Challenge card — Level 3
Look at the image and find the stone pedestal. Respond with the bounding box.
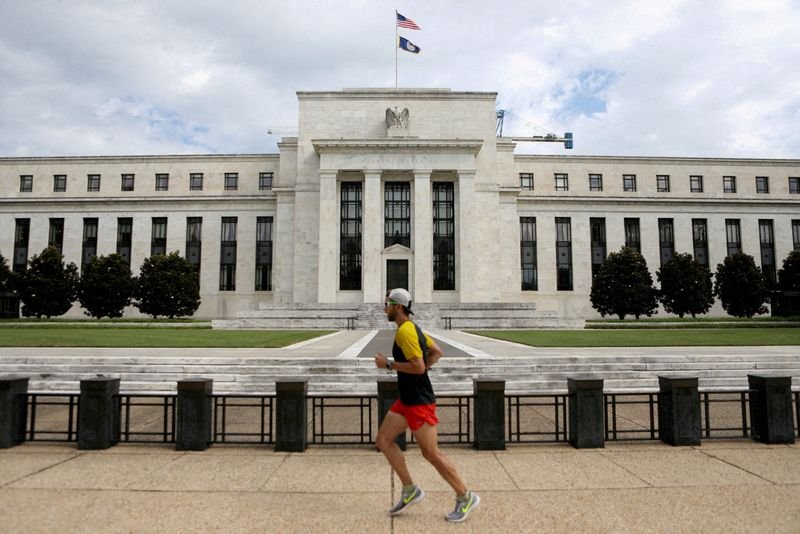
[568,377,605,449]
[0,377,29,448]
[658,376,701,446]
[377,379,406,450]
[748,375,795,444]
[78,378,120,450]
[176,378,213,451]
[473,379,505,450]
[276,381,308,452]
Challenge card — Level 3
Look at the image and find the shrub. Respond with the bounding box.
[78,254,136,318]
[13,246,79,318]
[590,247,658,320]
[135,252,200,318]
[657,252,714,318]
[714,252,768,318]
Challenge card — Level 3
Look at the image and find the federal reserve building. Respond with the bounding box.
[1,88,799,325]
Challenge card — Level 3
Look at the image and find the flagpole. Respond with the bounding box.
[395,10,398,91]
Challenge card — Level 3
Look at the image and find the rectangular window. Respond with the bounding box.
[53,174,67,192]
[87,174,101,192]
[657,175,670,193]
[224,172,238,191]
[384,182,411,248]
[220,217,238,291]
[121,174,135,191]
[259,172,274,191]
[756,176,769,194]
[793,220,800,251]
[433,182,456,291]
[623,174,637,192]
[340,182,363,291]
[723,176,737,193]
[692,219,709,267]
[790,177,800,194]
[151,217,167,256]
[658,218,675,267]
[759,219,776,288]
[155,173,169,192]
[588,174,603,192]
[690,175,703,193]
[554,173,569,191]
[48,218,65,254]
[13,219,30,272]
[19,175,33,193]
[519,173,534,190]
[186,217,202,272]
[624,218,641,253]
[520,217,537,290]
[725,219,742,257]
[116,217,133,265]
[556,217,573,290]
[590,217,606,277]
[82,218,98,272]
[255,216,273,291]
[190,173,204,191]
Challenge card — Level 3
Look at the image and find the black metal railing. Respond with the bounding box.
[213,395,274,444]
[27,393,79,442]
[700,391,749,439]
[605,393,658,441]
[507,394,568,443]
[118,394,176,444]
[310,395,373,445]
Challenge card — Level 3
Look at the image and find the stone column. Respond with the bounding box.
[272,189,296,303]
[0,377,29,448]
[473,379,505,450]
[78,378,120,450]
[567,377,605,449]
[377,379,405,450]
[363,171,383,303]
[658,376,701,446]
[413,171,432,302]
[176,378,213,451]
[275,381,308,452]
[748,375,795,444]
[317,171,338,303]
[457,171,476,301]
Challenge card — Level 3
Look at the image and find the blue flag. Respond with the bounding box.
[398,36,421,54]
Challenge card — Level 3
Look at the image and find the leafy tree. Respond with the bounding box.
[0,252,11,291]
[135,252,200,318]
[78,254,136,318]
[590,247,659,320]
[777,250,800,291]
[13,246,79,318]
[656,252,714,318]
[714,252,768,318]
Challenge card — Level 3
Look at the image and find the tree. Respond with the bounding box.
[656,252,714,318]
[13,246,79,318]
[135,252,200,318]
[778,250,800,291]
[78,254,136,318]
[0,252,11,291]
[590,247,659,320]
[714,252,768,318]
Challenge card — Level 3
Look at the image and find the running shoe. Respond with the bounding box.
[389,485,426,515]
[446,491,480,523]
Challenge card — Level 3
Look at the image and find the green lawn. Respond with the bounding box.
[470,328,800,347]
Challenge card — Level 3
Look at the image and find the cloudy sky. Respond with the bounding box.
[1,0,798,158]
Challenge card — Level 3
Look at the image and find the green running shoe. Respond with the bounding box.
[389,485,425,515]
[446,491,480,523]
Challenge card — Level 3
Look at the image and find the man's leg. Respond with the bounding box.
[413,423,467,495]
[376,411,413,485]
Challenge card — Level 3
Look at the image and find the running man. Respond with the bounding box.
[374,288,480,523]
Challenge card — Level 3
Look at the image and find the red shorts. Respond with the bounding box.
[390,400,439,431]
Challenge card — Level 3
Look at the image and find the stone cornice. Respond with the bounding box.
[514,155,800,166]
[0,154,279,164]
[311,138,483,156]
[298,88,497,101]
[517,194,800,207]
[0,195,276,207]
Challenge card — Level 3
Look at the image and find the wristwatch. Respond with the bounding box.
[385,360,393,371]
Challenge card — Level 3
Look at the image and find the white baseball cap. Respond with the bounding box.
[387,288,414,314]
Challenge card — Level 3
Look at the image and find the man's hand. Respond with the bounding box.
[374,353,389,369]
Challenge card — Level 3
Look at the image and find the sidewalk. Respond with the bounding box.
[1,440,798,533]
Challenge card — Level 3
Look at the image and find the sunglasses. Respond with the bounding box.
[384,300,400,308]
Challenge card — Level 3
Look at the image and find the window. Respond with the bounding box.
[190,173,204,191]
[340,182,363,290]
[519,173,534,190]
[755,176,769,194]
[255,217,273,291]
[624,218,641,253]
[588,174,603,192]
[520,217,537,290]
[725,219,741,257]
[81,218,98,272]
[151,217,167,256]
[590,218,606,277]
[433,182,455,290]
[692,219,708,267]
[155,174,169,191]
[793,220,800,251]
[186,217,202,272]
[224,172,238,191]
[19,175,33,193]
[555,217,572,290]
[623,174,637,192]
[789,177,800,194]
[53,174,67,192]
[759,219,776,288]
[259,172,274,191]
[87,174,101,192]
[116,218,133,265]
[690,175,703,193]
[384,182,411,248]
[48,218,65,254]
[13,219,30,272]
[723,176,736,193]
[656,175,670,193]
[658,219,675,267]
[220,217,238,291]
[121,174,135,191]
[554,173,569,191]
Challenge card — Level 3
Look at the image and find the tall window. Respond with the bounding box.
[690,175,703,193]
[589,174,603,192]
[519,173,534,190]
[259,172,274,191]
[793,220,800,251]
[590,217,606,277]
[755,176,769,194]
[692,219,709,267]
[433,182,455,290]
[520,217,537,290]
[13,219,30,272]
[623,174,637,192]
[554,173,569,191]
[155,173,169,191]
[624,218,641,253]
[81,218,98,272]
[121,174,135,191]
[790,177,800,194]
[759,219,776,288]
[19,175,33,193]
[87,174,101,192]
[220,217,237,291]
[186,217,202,272]
[658,218,675,267]
[656,175,670,192]
[224,172,238,191]
[151,217,167,256]
[723,176,737,193]
[255,217,273,291]
[384,182,411,248]
[48,218,65,254]
[53,174,67,192]
[725,219,741,257]
[340,182,362,290]
[556,217,573,290]
[190,173,204,191]
[116,217,133,265]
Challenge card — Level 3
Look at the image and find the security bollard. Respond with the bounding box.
[0,377,29,448]
[748,375,795,444]
[176,378,213,451]
[474,379,505,450]
[658,376,701,446]
[377,379,406,451]
[567,377,605,449]
[275,380,308,452]
[78,377,120,450]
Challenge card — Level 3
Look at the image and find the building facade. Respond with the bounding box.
[1,88,799,319]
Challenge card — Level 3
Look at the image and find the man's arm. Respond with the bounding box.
[374,352,426,375]
[426,341,443,369]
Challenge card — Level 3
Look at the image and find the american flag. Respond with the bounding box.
[397,13,421,30]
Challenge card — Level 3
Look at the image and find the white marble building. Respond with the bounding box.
[1,88,799,320]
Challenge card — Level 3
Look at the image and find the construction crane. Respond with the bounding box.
[496,110,573,149]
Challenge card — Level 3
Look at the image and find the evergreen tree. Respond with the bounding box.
[777,250,800,291]
[656,252,714,318]
[78,254,136,318]
[135,252,200,318]
[590,247,659,320]
[13,246,79,318]
[714,252,768,317]
[0,252,11,291]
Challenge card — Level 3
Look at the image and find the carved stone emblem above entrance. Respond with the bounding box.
[385,107,409,137]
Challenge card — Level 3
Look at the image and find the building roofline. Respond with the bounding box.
[514,154,800,165]
[0,153,279,164]
[297,88,497,100]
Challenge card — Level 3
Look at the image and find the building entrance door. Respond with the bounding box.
[386,259,409,291]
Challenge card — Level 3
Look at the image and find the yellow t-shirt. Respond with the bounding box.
[395,320,434,361]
